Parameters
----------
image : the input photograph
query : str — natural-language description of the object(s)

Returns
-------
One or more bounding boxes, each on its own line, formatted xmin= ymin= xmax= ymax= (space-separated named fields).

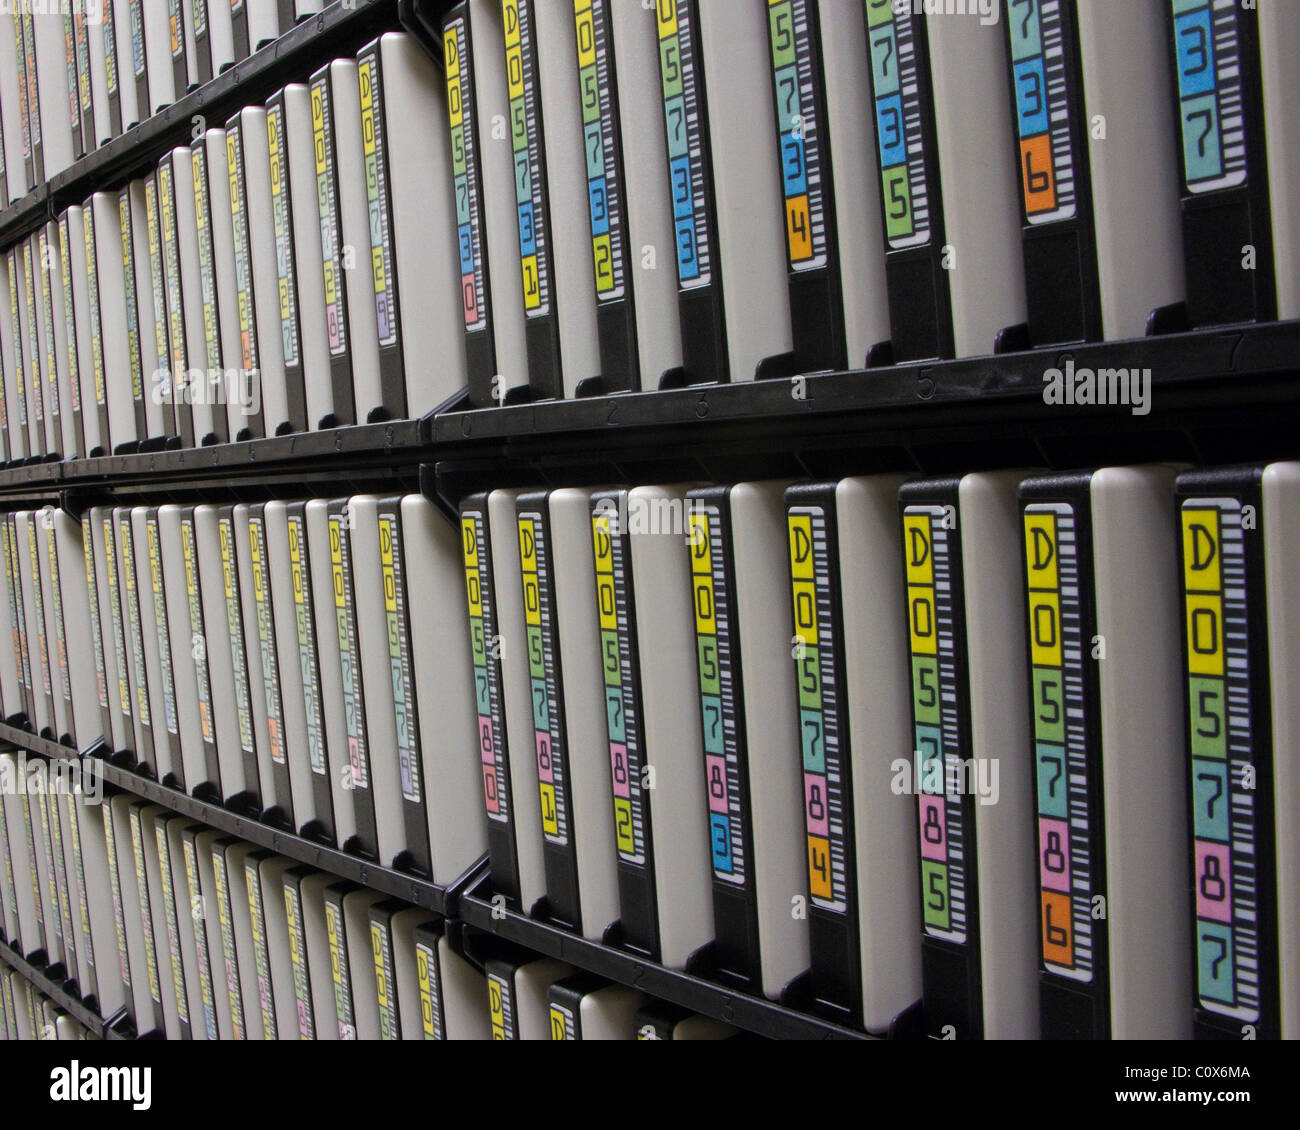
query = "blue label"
xmin=1035 ymin=742 xmax=1069 ymax=819
xmin=709 ymin=814 xmax=733 ymax=874
xmin=1192 ymin=758 xmax=1231 ymax=842
xmin=800 ymin=709 xmax=825 ymax=773
xmin=875 ymin=95 xmax=907 ymax=167
xmin=1197 ymin=922 xmax=1235 ymax=1004
xmin=1180 ymin=95 xmax=1223 ymax=181
xmin=459 ymin=227 xmax=475 ymax=274
xmin=1174 ymin=8 xmax=1216 ymax=97
xmin=517 ymin=203 xmax=537 ymax=257
xmin=1013 ymin=58 xmax=1050 ymax=135
xmin=780 ymin=133 xmax=807 ymax=196
xmin=605 ymin=687 xmax=626 ymax=743
xmin=675 ymin=218 xmax=699 ymax=281
xmin=587 ymin=180 xmax=610 ymax=237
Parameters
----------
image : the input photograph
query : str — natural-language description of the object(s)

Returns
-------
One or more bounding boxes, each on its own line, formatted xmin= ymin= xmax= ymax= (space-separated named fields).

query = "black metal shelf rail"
xmin=428 ymin=321 xmax=1300 ymax=483
xmin=1 ymin=717 xmax=876 ymax=1040
xmin=454 ymin=870 xmax=875 ymax=1042
xmin=0 ymin=0 xmax=402 ymax=252
xmin=0 ymin=320 xmax=1294 ymax=505
xmin=0 ymin=722 xmax=471 ymax=917
xmin=0 ymin=937 xmax=129 ymax=1039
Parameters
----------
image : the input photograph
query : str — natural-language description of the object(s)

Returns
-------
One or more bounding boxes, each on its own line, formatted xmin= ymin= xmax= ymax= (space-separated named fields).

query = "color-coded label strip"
xmin=460 ymin=510 xmax=510 ymax=823
xmin=357 ymin=53 xmax=397 ymax=347
xmin=379 ymin=512 xmax=421 ymax=804
xmin=787 ymin=507 xmax=847 ymax=913
xmin=249 ymin=515 xmax=285 ymax=767
xmin=218 ymin=515 xmax=255 ymax=757
xmin=81 ymin=515 xmax=108 ymax=712
xmin=865 ymin=0 xmax=931 ymax=248
xmin=902 ymin=505 xmax=968 ymax=943
xmin=245 ymin=862 xmax=276 ymax=1039
xmin=193 ymin=145 xmax=223 ymax=374
xmin=285 ymin=886 xmax=314 ymax=1038
xmin=691 ymin=506 xmax=747 ymax=885
xmin=517 ymin=511 xmax=570 ymax=846
xmin=1171 ymin=0 xmax=1247 ymax=193
xmin=415 ymin=938 xmax=444 ymax=1040
xmin=145 ymin=175 xmax=172 ymax=391
xmin=504 ymin=0 xmax=552 ymax=316
xmin=1023 ymin=503 xmax=1095 ymax=981
xmin=592 ymin=503 xmax=648 ymax=866
xmin=118 ymin=519 xmax=150 ymax=727
xmin=311 ymin=75 xmax=347 ymax=356
xmin=443 ymin=15 xmax=487 ymax=332
xmin=129 ymin=808 xmax=161 ymax=1007
xmin=656 ymin=0 xmax=713 ymax=287
xmin=227 ymin=124 xmax=260 ymax=376
xmin=287 ymin=515 xmax=326 ymax=776
xmin=211 ymin=850 xmax=244 ymax=1040
xmin=575 ymin=0 xmax=626 ymax=301
xmin=324 ymin=895 xmax=356 ymax=1040
xmin=154 ymin=822 xmax=189 ymax=1025
xmin=180 ymin=517 xmax=214 ymax=745
xmin=1181 ymin=499 xmax=1259 ymax=1022
xmin=488 ymin=970 xmax=514 ymax=1040
xmin=146 ymin=517 xmax=179 ymax=737
xmin=767 ymin=0 xmax=828 ymax=270
xmin=1006 ymin=0 xmax=1078 ymax=223
xmin=182 ymin=837 xmax=218 ymax=1039
xmin=329 ymin=510 xmax=370 ymax=791
xmin=267 ymin=104 xmax=301 ymax=367
xmin=371 ymin=920 xmax=398 ymax=1040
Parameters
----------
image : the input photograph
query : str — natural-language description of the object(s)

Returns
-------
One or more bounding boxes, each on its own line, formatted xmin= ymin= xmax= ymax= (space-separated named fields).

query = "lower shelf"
xmin=0 ymin=940 xmax=132 ymax=1039
xmin=0 ymin=721 xmax=468 ymax=916
xmin=455 ymin=867 xmax=880 ymax=1041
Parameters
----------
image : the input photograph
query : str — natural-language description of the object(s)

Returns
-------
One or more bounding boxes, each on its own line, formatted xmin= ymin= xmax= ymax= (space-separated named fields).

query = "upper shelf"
xmin=0 ymin=0 xmax=399 ymax=250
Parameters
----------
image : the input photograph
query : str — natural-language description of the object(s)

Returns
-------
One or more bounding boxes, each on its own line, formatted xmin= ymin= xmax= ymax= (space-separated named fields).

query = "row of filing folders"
xmin=0 ymin=467 xmax=1294 ymax=1041
xmin=0 ymin=27 xmax=469 ymax=459
xmin=0 ymin=497 xmax=489 ymax=887
xmin=0 ymin=0 xmax=326 ymax=199
xmin=1 ymin=965 xmax=97 ymax=1039
xmin=456 ymin=464 xmax=1299 ymax=1041
xmin=427 ymin=0 xmax=1300 ymax=405
xmin=3 ymin=0 xmax=1300 ymax=447
xmin=0 ymin=755 xmax=743 ymax=1040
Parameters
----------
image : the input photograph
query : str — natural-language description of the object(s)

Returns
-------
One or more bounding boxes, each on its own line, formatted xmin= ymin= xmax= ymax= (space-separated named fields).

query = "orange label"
xmin=1020 ymin=134 xmax=1056 ymax=214
xmin=1041 ymin=890 xmax=1073 ymax=967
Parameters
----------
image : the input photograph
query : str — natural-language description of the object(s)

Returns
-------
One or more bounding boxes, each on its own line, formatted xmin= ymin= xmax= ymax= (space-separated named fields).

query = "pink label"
xmin=478 ymin=718 xmax=495 ymax=764
xmin=535 ymin=731 xmax=554 ymax=784
xmin=482 ymin=766 xmax=500 ymax=814
xmin=1195 ymin=840 xmax=1233 ymax=923
xmin=462 ymin=274 xmax=478 ymax=324
xmin=327 ymin=304 xmax=341 ymax=351
xmin=610 ymin=744 xmax=630 ymax=798
xmin=705 ymin=755 xmax=728 ymax=814
xmin=918 ymin=795 xmax=946 ymax=862
xmin=804 ymin=773 xmax=830 ymax=838
xmin=1038 ymin=817 xmax=1071 ymax=893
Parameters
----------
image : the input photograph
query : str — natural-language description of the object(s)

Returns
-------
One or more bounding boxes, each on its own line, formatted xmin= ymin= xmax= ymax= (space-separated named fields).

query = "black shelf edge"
xmin=0 ymin=459 xmax=63 ymax=498
xmin=0 ymin=937 xmax=120 ymax=1039
xmin=0 ymin=419 xmax=430 ymax=502
xmin=0 ymin=0 xmax=403 ymax=250
xmin=457 ymin=873 xmax=873 ymax=1041
xmin=0 ymin=723 xmax=458 ymax=916
xmin=62 ymin=418 xmax=429 ymax=498
xmin=428 ymin=321 xmax=1300 ymax=450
